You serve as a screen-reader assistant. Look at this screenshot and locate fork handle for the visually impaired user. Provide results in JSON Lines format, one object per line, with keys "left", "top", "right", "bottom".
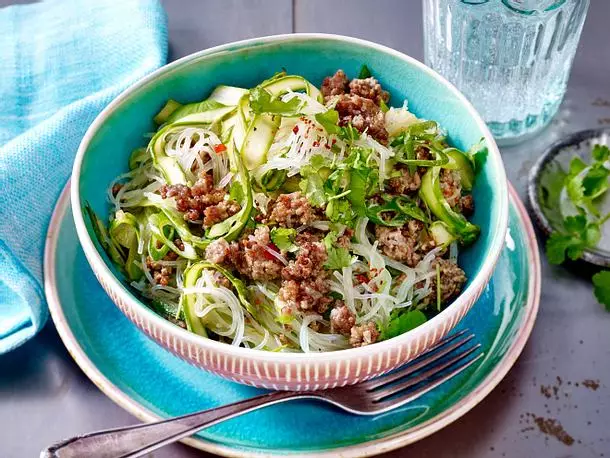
{"left": 41, "top": 390, "right": 305, "bottom": 458}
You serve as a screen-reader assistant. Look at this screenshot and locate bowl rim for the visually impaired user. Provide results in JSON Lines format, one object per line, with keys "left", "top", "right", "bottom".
{"left": 71, "top": 33, "right": 509, "bottom": 362}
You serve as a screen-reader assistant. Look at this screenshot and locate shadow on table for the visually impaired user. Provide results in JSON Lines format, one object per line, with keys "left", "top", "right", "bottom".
{"left": 0, "top": 322, "right": 82, "bottom": 398}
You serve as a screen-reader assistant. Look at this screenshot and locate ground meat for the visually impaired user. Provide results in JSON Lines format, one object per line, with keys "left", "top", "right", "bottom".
{"left": 295, "top": 229, "right": 323, "bottom": 245}
{"left": 349, "top": 322, "right": 379, "bottom": 347}
{"left": 264, "top": 192, "right": 317, "bottom": 228}
{"left": 336, "top": 228, "right": 354, "bottom": 249}
{"left": 335, "top": 94, "right": 389, "bottom": 144}
{"left": 146, "top": 255, "right": 176, "bottom": 286}
{"left": 160, "top": 173, "right": 228, "bottom": 223}
{"left": 375, "top": 220, "right": 435, "bottom": 267}
{"left": 174, "top": 238, "right": 185, "bottom": 251}
{"left": 439, "top": 169, "right": 462, "bottom": 209}
{"left": 459, "top": 194, "right": 475, "bottom": 216}
{"left": 282, "top": 239, "right": 327, "bottom": 280}
{"left": 228, "top": 226, "right": 284, "bottom": 281}
{"left": 203, "top": 200, "right": 240, "bottom": 227}
{"left": 349, "top": 77, "right": 390, "bottom": 105}
{"left": 330, "top": 303, "right": 355, "bottom": 336}
{"left": 278, "top": 229, "right": 332, "bottom": 313}
{"left": 321, "top": 69, "right": 349, "bottom": 101}
{"left": 420, "top": 259, "right": 467, "bottom": 306}
{"left": 205, "top": 239, "right": 230, "bottom": 264}
{"left": 388, "top": 166, "right": 422, "bottom": 194}
{"left": 278, "top": 277, "right": 333, "bottom": 314}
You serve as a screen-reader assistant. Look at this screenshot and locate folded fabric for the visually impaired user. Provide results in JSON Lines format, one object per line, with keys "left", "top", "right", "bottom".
{"left": 0, "top": 0, "right": 168, "bottom": 353}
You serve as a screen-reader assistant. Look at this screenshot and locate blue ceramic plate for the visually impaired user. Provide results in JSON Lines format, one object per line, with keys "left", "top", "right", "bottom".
{"left": 44, "top": 183, "right": 539, "bottom": 457}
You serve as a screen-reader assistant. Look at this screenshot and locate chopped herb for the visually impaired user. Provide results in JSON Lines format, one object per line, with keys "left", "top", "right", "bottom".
{"left": 592, "top": 271, "right": 610, "bottom": 311}
{"left": 543, "top": 143, "right": 610, "bottom": 311}
{"left": 270, "top": 227, "right": 298, "bottom": 252}
{"left": 324, "top": 246, "right": 354, "bottom": 270}
{"left": 545, "top": 215, "right": 601, "bottom": 265}
{"left": 249, "top": 87, "right": 302, "bottom": 116}
{"left": 358, "top": 64, "right": 372, "bottom": 79}
{"left": 381, "top": 310, "right": 427, "bottom": 341}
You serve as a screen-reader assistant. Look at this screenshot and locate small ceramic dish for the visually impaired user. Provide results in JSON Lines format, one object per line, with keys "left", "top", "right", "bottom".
{"left": 71, "top": 34, "right": 508, "bottom": 390}
{"left": 528, "top": 128, "right": 610, "bottom": 267}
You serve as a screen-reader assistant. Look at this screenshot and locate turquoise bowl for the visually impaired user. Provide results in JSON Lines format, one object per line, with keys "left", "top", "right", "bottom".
{"left": 71, "top": 34, "right": 508, "bottom": 390}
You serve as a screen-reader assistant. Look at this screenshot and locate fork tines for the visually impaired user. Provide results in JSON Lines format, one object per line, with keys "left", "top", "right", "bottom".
{"left": 364, "top": 330, "right": 483, "bottom": 408}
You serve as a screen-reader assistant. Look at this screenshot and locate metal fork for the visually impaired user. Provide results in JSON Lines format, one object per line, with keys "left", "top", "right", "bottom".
{"left": 41, "top": 330, "right": 482, "bottom": 458}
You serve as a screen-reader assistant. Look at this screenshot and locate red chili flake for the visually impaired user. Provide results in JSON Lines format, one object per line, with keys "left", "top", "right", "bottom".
{"left": 312, "top": 141, "right": 320, "bottom": 147}
{"left": 331, "top": 139, "right": 337, "bottom": 145}
{"left": 293, "top": 125, "right": 299, "bottom": 134}
{"left": 355, "top": 274, "right": 368, "bottom": 284}
{"left": 214, "top": 144, "right": 227, "bottom": 154}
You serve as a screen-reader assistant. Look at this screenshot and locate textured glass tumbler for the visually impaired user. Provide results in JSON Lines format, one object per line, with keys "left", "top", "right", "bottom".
{"left": 423, "top": 0, "right": 589, "bottom": 145}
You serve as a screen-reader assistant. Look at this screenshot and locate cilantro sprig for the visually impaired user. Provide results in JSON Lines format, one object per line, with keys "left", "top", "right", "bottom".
{"left": 543, "top": 144, "right": 610, "bottom": 311}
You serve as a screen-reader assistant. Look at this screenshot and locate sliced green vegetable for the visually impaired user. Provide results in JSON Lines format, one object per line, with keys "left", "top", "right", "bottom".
{"left": 109, "top": 211, "right": 139, "bottom": 249}
{"left": 259, "top": 169, "right": 287, "bottom": 192}
{"left": 366, "top": 196, "right": 428, "bottom": 227}
{"left": 149, "top": 125, "right": 189, "bottom": 185}
{"left": 260, "top": 75, "right": 322, "bottom": 101}
{"left": 108, "top": 211, "right": 142, "bottom": 281}
{"left": 429, "top": 221, "right": 457, "bottom": 247}
{"left": 444, "top": 148, "right": 475, "bottom": 191}
{"left": 183, "top": 261, "right": 256, "bottom": 324}
{"left": 208, "top": 85, "right": 249, "bottom": 106}
{"left": 148, "top": 212, "right": 199, "bottom": 259}
{"left": 153, "top": 99, "right": 182, "bottom": 125}
{"left": 128, "top": 147, "right": 148, "bottom": 170}
{"left": 419, "top": 167, "right": 480, "bottom": 244}
{"left": 157, "top": 207, "right": 208, "bottom": 251}
{"left": 241, "top": 113, "right": 281, "bottom": 169}
{"left": 207, "top": 140, "right": 253, "bottom": 241}
{"left": 84, "top": 203, "right": 124, "bottom": 266}
{"left": 166, "top": 100, "right": 235, "bottom": 125}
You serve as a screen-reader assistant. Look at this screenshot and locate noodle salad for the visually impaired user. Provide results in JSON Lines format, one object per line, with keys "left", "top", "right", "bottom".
{"left": 88, "top": 67, "right": 485, "bottom": 352}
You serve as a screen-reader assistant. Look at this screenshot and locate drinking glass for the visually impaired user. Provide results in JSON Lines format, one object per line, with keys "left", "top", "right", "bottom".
{"left": 423, "top": 0, "right": 590, "bottom": 145}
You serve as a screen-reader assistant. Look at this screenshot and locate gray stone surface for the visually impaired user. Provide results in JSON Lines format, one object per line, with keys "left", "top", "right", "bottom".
{"left": 1, "top": 1, "right": 609, "bottom": 457}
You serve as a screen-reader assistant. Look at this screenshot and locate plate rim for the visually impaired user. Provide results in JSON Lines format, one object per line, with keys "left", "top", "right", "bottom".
{"left": 44, "top": 182, "right": 540, "bottom": 458}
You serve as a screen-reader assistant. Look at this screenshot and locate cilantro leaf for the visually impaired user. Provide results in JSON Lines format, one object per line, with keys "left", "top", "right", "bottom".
{"left": 381, "top": 310, "right": 427, "bottom": 341}
{"left": 592, "top": 271, "right": 610, "bottom": 311}
{"left": 324, "top": 246, "right": 354, "bottom": 270}
{"left": 250, "top": 87, "right": 302, "bottom": 116}
{"left": 564, "top": 214, "right": 587, "bottom": 232}
{"left": 582, "top": 166, "right": 609, "bottom": 200}
{"left": 299, "top": 173, "right": 326, "bottom": 207}
{"left": 569, "top": 156, "right": 587, "bottom": 176}
{"left": 270, "top": 228, "right": 297, "bottom": 252}
{"left": 358, "top": 64, "right": 372, "bottom": 79}
{"left": 545, "top": 215, "right": 601, "bottom": 265}
{"left": 592, "top": 144, "right": 610, "bottom": 162}
{"left": 315, "top": 109, "right": 340, "bottom": 134}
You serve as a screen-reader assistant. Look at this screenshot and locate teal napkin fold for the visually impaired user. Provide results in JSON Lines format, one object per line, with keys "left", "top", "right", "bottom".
{"left": 0, "top": 0, "right": 168, "bottom": 353}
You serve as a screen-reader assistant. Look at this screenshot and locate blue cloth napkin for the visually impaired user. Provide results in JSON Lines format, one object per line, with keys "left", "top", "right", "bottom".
{"left": 0, "top": 0, "right": 168, "bottom": 353}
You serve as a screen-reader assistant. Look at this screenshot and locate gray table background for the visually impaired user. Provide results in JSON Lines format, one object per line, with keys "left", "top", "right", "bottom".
{"left": 1, "top": 1, "right": 609, "bottom": 457}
